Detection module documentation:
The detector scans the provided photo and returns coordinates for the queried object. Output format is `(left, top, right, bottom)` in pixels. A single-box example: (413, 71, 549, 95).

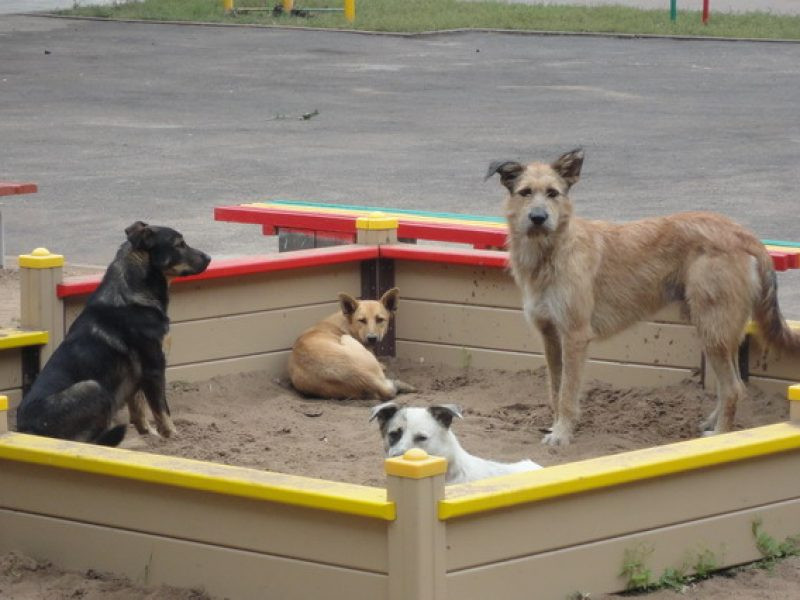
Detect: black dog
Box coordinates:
(16, 222, 211, 446)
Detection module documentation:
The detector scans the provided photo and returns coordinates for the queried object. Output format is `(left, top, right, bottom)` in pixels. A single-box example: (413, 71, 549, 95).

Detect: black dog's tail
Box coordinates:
(95, 424, 127, 447)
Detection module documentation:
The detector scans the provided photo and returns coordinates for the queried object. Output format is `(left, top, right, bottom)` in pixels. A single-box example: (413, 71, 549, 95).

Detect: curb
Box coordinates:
(17, 12, 800, 44)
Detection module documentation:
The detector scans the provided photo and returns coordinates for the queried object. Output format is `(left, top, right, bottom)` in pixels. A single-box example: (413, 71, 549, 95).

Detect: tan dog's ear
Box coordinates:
(551, 148, 584, 189)
(485, 160, 524, 193)
(338, 293, 359, 317)
(380, 287, 399, 312)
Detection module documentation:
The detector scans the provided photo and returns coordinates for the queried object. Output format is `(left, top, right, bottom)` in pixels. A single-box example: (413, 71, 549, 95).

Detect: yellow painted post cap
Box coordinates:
(385, 448, 447, 479)
(18, 247, 65, 269)
(0, 396, 7, 411)
(788, 384, 800, 402)
(356, 212, 399, 231)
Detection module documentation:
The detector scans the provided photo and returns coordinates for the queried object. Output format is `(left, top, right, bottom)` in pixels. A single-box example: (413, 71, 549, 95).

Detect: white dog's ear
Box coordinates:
(369, 402, 399, 428)
(551, 148, 584, 189)
(485, 160, 524, 193)
(380, 287, 399, 312)
(338, 293, 359, 317)
(428, 404, 463, 429)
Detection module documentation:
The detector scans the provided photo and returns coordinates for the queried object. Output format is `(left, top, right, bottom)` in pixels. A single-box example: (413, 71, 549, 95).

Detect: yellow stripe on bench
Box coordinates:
(440, 422, 800, 519)
(0, 328, 48, 350)
(0, 432, 395, 520)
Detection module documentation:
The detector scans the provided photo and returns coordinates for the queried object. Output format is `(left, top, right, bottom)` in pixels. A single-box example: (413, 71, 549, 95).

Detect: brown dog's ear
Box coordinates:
(125, 221, 152, 250)
(485, 160, 524, 193)
(551, 148, 584, 189)
(428, 404, 463, 429)
(379, 287, 400, 313)
(338, 293, 359, 317)
(369, 402, 399, 431)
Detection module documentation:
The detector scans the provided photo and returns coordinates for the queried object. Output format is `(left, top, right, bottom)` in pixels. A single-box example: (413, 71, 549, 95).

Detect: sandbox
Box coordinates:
(1, 214, 799, 600)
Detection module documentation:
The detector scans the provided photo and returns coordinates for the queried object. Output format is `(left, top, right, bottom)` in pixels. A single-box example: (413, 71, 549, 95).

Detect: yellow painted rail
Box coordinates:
(0, 328, 48, 350)
(440, 422, 800, 520)
(0, 432, 395, 520)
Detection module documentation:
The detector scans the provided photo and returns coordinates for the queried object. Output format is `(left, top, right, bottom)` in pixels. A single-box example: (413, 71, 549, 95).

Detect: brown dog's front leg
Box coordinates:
(536, 319, 562, 428)
(542, 331, 590, 446)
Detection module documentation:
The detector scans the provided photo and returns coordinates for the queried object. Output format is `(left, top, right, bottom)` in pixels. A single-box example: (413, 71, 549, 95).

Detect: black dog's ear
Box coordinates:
(551, 148, 584, 189)
(428, 404, 463, 429)
(380, 287, 399, 313)
(369, 402, 399, 429)
(125, 221, 153, 250)
(485, 160, 524, 193)
(338, 293, 359, 317)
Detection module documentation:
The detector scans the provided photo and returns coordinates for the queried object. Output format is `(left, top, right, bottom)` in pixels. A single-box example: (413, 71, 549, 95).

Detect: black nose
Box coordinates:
(366, 334, 378, 344)
(529, 209, 548, 226)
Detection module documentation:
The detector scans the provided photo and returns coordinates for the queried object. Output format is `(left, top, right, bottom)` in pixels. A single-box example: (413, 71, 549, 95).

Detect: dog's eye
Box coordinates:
(546, 188, 559, 199)
(175, 239, 186, 248)
(413, 434, 428, 443)
(388, 429, 402, 446)
(358, 318, 368, 324)
(517, 188, 533, 197)
(376, 317, 385, 324)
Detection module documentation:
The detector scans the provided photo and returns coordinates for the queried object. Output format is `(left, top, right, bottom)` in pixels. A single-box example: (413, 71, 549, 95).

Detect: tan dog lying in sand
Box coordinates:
(487, 148, 800, 446)
(288, 288, 416, 400)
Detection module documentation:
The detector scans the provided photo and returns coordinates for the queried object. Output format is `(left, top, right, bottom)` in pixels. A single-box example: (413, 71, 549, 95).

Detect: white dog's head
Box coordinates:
(369, 402, 463, 463)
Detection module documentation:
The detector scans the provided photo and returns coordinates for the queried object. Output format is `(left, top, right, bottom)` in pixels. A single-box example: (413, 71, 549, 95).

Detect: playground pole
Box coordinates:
(344, 0, 355, 21)
(702, 0, 710, 23)
(670, 0, 677, 21)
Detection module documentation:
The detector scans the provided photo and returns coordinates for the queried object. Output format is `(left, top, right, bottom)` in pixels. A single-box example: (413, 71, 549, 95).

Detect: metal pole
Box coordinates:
(344, 0, 355, 22)
(670, 0, 677, 21)
(702, 0, 710, 23)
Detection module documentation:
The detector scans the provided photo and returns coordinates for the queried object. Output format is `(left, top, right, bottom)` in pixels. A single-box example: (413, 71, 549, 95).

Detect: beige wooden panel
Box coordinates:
(62, 264, 357, 327)
(398, 302, 702, 368)
(749, 336, 800, 380)
(0, 459, 387, 572)
(446, 499, 800, 600)
(395, 261, 521, 308)
(445, 450, 800, 569)
(0, 348, 21, 389)
(748, 375, 796, 398)
(397, 342, 693, 388)
(167, 350, 291, 383)
(167, 303, 337, 366)
(0, 510, 387, 600)
(169, 264, 360, 322)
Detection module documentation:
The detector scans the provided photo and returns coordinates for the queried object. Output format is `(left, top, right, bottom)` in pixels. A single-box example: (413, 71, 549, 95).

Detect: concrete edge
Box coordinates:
(15, 12, 800, 44)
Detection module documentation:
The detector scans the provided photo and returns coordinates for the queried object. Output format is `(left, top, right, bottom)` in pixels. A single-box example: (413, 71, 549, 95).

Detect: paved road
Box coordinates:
(1, 15, 799, 315)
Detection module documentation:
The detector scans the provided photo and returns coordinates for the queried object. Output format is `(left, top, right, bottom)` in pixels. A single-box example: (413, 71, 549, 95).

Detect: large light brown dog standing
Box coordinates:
(487, 149, 800, 446)
(288, 288, 416, 400)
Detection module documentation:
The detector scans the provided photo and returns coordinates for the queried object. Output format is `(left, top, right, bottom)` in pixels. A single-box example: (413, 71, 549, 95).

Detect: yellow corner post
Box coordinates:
(789, 384, 800, 421)
(283, 0, 294, 13)
(344, 0, 355, 22)
(223, 0, 234, 13)
(0, 395, 7, 434)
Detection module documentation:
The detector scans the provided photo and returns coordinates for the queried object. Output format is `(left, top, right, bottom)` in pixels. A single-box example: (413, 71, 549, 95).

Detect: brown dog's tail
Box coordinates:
(752, 250, 800, 353)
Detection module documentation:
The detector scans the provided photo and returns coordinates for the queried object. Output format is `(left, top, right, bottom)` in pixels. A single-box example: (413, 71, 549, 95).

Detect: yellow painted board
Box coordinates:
(0, 433, 394, 520)
(746, 319, 800, 336)
(789, 384, 800, 401)
(0, 329, 48, 350)
(440, 422, 800, 519)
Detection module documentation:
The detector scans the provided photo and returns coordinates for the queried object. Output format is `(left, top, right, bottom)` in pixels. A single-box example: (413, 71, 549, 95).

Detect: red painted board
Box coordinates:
(769, 251, 789, 272)
(0, 182, 38, 196)
(379, 244, 509, 269)
(57, 245, 379, 298)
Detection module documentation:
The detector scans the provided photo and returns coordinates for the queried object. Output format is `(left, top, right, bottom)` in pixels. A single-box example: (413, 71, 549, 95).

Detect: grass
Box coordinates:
(56, 0, 800, 39)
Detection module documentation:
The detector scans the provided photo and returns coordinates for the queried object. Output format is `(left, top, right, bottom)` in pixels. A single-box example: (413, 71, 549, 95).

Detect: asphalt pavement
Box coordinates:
(1, 15, 799, 315)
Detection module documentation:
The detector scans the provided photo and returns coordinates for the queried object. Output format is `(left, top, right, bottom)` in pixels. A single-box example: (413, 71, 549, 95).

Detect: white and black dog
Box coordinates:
(370, 402, 542, 484)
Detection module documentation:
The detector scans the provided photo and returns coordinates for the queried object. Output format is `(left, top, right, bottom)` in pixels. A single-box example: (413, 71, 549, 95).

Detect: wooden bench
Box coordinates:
(0, 181, 39, 269)
(214, 200, 800, 271)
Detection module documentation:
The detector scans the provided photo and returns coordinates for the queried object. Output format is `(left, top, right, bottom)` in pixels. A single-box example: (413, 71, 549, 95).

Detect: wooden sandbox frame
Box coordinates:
(1, 216, 800, 599)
